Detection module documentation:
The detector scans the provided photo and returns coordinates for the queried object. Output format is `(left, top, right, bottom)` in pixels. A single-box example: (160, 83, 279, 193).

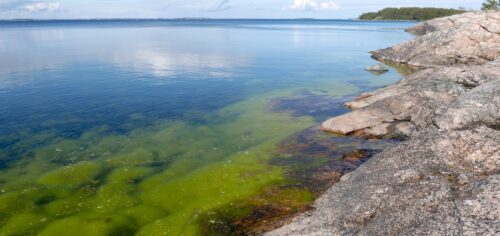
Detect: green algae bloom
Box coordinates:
(0, 84, 358, 235)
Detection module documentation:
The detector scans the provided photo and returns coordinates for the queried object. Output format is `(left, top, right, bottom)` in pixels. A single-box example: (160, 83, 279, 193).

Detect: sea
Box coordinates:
(0, 19, 414, 235)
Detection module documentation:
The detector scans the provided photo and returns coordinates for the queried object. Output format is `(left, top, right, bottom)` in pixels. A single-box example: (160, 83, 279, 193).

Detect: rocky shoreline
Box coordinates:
(267, 11, 499, 235)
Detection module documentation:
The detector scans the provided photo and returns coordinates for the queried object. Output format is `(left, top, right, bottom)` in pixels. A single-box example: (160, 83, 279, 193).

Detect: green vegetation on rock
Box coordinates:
(359, 7, 466, 21)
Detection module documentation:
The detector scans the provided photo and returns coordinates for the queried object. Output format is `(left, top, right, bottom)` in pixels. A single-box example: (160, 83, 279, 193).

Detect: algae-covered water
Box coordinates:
(0, 19, 414, 235)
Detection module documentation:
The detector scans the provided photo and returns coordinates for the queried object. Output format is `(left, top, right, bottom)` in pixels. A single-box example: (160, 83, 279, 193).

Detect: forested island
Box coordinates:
(359, 7, 466, 21)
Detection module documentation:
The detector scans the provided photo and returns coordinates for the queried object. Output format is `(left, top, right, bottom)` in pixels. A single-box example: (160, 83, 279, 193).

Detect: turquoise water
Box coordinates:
(0, 20, 414, 235)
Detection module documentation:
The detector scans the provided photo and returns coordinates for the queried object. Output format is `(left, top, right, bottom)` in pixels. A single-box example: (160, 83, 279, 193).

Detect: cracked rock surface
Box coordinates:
(405, 11, 500, 36)
(268, 11, 500, 236)
(371, 11, 500, 68)
(322, 59, 499, 139)
(268, 128, 499, 236)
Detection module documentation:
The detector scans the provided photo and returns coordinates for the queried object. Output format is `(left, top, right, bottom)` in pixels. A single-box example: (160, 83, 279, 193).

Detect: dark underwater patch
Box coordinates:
(271, 127, 396, 195)
(269, 89, 350, 122)
(197, 126, 397, 235)
(197, 186, 313, 236)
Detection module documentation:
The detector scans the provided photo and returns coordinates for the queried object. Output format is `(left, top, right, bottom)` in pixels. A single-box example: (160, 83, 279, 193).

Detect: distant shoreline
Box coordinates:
(0, 18, 417, 22)
(359, 7, 467, 21)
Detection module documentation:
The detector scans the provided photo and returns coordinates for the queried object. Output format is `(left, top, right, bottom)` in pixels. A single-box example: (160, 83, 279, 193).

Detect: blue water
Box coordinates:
(0, 19, 413, 139)
(0, 20, 414, 235)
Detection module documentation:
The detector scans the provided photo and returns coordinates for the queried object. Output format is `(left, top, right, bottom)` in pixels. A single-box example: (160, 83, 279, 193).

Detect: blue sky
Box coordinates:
(0, 0, 483, 19)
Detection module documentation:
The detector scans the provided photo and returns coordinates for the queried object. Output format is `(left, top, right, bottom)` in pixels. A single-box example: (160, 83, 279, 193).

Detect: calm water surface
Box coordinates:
(0, 19, 414, 235)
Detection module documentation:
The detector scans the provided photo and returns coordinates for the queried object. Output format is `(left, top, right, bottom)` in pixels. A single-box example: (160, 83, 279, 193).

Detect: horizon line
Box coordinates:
(0, 17, 422, 22)
(1, 17, 354, 20)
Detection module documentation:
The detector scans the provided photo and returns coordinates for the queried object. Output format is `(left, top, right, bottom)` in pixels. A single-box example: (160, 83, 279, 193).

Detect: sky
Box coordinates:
(0, 0, 483, 19)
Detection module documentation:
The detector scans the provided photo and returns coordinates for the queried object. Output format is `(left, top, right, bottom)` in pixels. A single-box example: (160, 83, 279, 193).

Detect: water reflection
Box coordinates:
(114, 50, 249, 78)
(0, 20, 415, 235)
(0, 27, 251, 85)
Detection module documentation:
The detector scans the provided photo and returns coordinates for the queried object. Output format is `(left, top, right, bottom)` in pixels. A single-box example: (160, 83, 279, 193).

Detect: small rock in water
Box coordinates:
(365, 63, 389, 72)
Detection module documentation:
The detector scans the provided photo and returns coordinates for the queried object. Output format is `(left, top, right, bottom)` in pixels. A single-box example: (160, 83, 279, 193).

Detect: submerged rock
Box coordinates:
(270, 89, 349, 122)
(198, 127, 396, 235)
(269, 11, 500, 235)
(271, 127, 395, 195)
(365, 63, 389, 73)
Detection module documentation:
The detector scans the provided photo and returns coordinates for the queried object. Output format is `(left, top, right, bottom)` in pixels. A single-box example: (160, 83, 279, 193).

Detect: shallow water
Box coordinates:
(0, 19, 414, 235)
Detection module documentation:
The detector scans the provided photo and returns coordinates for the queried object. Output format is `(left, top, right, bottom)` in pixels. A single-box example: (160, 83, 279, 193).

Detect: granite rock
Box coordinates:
(269, 11, 500, 235)
(372, 11, 500, 67)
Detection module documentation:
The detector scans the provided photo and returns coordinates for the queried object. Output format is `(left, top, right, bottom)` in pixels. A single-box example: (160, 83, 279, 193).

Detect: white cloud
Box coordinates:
(288, 0, 340, 11)
(21, 2, 60, 12)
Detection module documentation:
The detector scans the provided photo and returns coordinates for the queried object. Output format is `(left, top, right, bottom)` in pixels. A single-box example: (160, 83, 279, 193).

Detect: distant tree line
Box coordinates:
(358, 7, 466, 21)
(482, 0, 499, 10)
